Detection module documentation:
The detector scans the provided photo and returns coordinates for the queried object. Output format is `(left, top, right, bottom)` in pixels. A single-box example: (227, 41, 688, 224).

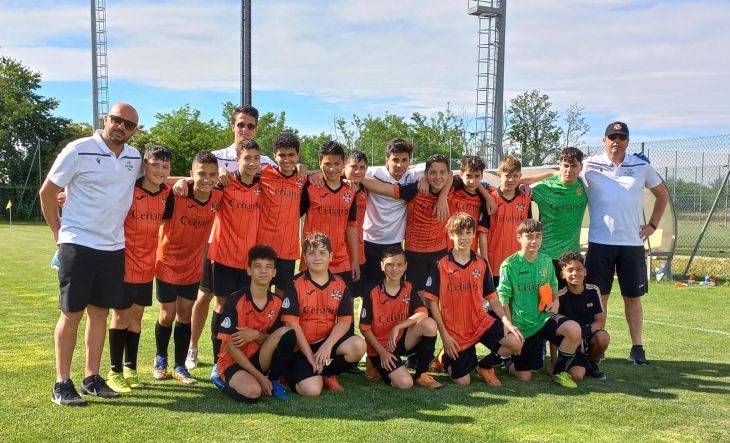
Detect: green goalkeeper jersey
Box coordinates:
(530, 176, 587, 259)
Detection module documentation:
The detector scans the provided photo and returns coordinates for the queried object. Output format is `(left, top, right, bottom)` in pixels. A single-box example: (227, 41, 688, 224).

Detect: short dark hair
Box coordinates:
(230, 105, 259, 125)
(381, 245, 406, 261)
(143, 145, 172, 163)
(273, 132, 300, 153)
(302, 232, 332, 254)
(446, 212, 476, 234)
(236, 139, 260, 158)
(460, 155, 485, 173)
(345, 149, 368, 165)
(516, 219, 543, 235)
(558, 251, 584, 269)
(425, 154, 449, 172)
(319, 140, 346, 162)
(385, 138, 414, 158)
(248, 244, 278, 264)
(192, 150, 218, 167)
(560, 147, 584, 164)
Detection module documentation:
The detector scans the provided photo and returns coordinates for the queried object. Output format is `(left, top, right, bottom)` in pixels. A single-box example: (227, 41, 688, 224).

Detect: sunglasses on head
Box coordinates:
(608, 134, 627, 141)
(107, 114, 138, 130)
(236, 122, 257, 130)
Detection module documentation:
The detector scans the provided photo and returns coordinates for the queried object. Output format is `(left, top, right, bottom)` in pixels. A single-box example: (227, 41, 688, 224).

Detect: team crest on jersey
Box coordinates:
(254, 187, 262, 195)
(541, 267, 547, 278)
(211, 202, 219, 212)
(267, 309, 275, 319)
(576, 186, 583, 196)
(472, 268, 481, 279)
(500, 273, 507, 283)
(161, 197, 167, 206)
(221, 317, 231, 329)
(361, 307, 367, 318)
(282, 297, 291, 309)
(296, 177, 306, 188)
(96, 157, 101, 165)
(343, 192, 352, 203)
(331, 289, 343, 300)
(403, 294, 410, 304)
(517, 203, 525, 211)
(624, 168, 635, 177)
(125, 160, 134, 171)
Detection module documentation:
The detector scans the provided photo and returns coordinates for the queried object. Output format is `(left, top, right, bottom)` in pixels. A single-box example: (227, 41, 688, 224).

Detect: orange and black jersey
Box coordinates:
(487, 188, 532, 276)
(447, 176, 489, 253)
(359, 280, 427, 357)
(155, 183, 222, 285)
(208, 172, 262, 269)
(124, 179, 170, 283)
(300, 181, 357, 273)
(394, 182, 452, 253)
(423, 252, 497, 349)
(257, 164, 306, 260)
(216, 289, 283, 375)
(281, 271, 353, 345)
(349, 187, 369, 266)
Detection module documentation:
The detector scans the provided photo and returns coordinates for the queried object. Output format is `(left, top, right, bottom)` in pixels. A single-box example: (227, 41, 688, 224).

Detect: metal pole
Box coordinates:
(493, 0, 507, 169)
(241, 0, 252, 106)
(91, 0, 99, 129)
(681, 166, 730, 277)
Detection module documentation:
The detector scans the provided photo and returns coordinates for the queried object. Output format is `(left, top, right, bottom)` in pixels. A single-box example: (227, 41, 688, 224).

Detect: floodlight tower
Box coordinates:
(91, 0, 109, 129)
(468, 0, 506, 169)
(241, 0, 252, 106)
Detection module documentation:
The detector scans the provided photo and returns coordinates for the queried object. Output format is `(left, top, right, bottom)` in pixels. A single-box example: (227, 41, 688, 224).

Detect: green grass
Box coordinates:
(1, 225, 729, 442)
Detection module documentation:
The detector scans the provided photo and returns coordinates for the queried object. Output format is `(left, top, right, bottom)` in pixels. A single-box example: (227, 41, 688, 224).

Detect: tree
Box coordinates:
(504, 90, 562, 166)
(562, 103, 590, 150)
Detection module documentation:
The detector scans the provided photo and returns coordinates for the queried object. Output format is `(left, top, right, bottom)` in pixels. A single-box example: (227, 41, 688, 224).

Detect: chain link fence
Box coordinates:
(587, 135, 730, 281)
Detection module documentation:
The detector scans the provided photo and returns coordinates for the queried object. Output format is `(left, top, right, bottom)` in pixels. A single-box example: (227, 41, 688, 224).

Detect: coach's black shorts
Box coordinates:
(364, 241, 401, 288)
(272, 258, 296, 293)
(585, 242, 647, 297)
(156, 279, 199, 303)
(286, 331, 355, 390)
(368, 333, 409, 384)
(512, 315, 572, 372)
(57, 243, 125, 312)
(198, 243, 214, 293)
(213, 262, 250, 298)
(122, 281, 153, 307)
(405, 249, 448, 294)
(443, 321, 505, 379)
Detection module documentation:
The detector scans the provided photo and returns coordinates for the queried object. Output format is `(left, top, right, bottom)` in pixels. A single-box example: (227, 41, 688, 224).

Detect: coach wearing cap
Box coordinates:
(580, 121, 669, 366)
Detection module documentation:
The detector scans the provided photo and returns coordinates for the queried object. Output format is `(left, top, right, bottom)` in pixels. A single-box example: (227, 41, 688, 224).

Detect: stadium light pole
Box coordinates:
(241, 0, 252, 106)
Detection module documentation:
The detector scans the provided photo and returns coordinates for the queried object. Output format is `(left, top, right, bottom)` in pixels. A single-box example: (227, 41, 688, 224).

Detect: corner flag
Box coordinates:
(5, 200, 10, 210)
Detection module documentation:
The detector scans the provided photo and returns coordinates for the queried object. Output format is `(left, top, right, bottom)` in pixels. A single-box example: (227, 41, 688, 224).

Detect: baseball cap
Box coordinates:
(605, 121, 629, 137)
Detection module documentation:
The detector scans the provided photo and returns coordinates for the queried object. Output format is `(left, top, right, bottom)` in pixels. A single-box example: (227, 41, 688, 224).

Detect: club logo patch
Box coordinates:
(331, 289, 343, 300)
(517, 203, 525, 211)
(267, 309, 275, 319)
(613, 123, 623, 130)
(403, 294, 410, 304)
(254, 187, 262, 195)
(211, 202, 219, 212)
(343, 192, 352, 203)
(125, 160, 134, 171)
(282, 297, 291, 309)
(221, 317, 231, 329)
(541, 267, 547, 278)
(96, 158, 101, 165)
(472, 268, 481, 279)
(576, 186, 583, 195)
(500, 273, 507, 282)
(296, 178, 306, 188)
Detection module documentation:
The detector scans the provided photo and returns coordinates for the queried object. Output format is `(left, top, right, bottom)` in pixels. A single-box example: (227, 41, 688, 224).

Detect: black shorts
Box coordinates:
(512, 315, 572, 372)
(493, 275, 500, 291)
(198, 243, 214, 293)
(363, 241, 400, 288)
(350, 264, 368, 298)
(122, 281, 153, 307)
(552, 259, 568, 290)
(57, 243, 125, 312)
(213, 262, 250, 297)
(286, 331, 355, 390)
(443, 321, 505, 379)
(405, 249, 448, 293)
(221, 353, 264, 384)
(585, 242, 647, 297)
(272, 258, 296, 292)
(335, 271, 354, 295)
(367, 333, 410, 384)
(156, 279, 199, 303)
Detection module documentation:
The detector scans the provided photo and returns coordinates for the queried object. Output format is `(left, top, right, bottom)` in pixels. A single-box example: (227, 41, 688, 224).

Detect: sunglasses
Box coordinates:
(608, 134, 627, 141)
(236, 122, 257, 130)
(107, 114, 138, 130)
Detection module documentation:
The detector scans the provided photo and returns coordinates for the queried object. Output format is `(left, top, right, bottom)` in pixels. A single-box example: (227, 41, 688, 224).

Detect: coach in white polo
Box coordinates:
(582, 121, 669, 366)
(40, 103, 142, 406)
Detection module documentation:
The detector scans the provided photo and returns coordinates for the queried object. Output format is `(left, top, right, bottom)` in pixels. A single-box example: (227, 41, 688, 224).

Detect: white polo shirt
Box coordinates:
(212, 143, 276, 173)
(581, 152, 662, 246)
(362, 165, 416, 244)
(47, 130, 142, 251)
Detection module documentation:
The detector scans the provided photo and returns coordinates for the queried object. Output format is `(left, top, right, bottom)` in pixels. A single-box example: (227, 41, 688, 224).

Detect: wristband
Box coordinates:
(648, 222, 657, 230)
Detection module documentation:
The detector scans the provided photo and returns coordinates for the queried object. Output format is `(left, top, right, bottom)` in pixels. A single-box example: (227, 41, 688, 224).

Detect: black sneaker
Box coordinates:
(80, 374, 121, 399)
(628, 345, 649, 366)
(587, 361, 607, 379)
(345, 364, 365, 375)
(52, 380, 87, 406)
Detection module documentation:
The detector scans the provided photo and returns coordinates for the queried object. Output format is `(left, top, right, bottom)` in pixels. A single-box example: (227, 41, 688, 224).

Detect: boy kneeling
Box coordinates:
(425, 212, 523, 386)
(282, 232, 366, 396)
(360, 247, 441, 389)
(217, 245, 295, 402)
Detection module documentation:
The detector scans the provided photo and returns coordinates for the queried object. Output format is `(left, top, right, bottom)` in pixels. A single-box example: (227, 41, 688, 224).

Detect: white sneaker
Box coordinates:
(184, 346, 199, 370)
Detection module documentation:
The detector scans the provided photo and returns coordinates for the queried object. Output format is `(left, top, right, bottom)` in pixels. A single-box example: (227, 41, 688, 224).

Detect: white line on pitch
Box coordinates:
(607, 314, 730, 336)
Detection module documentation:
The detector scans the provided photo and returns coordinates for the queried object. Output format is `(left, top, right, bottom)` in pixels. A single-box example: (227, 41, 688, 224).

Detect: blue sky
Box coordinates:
(2, 0, 729, 146)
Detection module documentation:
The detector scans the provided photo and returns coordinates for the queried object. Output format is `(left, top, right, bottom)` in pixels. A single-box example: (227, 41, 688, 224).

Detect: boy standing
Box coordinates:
(107, 146, 172, 393)
(449, 156, 492, 259)
(424, 212, 523, 386)
(282, 232, 367, 396)
(497, 219, 582, 388)
(343, 150, 369, 296)
(217, 245, 295, 402)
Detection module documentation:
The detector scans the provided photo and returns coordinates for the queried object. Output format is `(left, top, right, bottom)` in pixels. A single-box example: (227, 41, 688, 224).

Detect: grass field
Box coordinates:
(1, 224, 729, 443)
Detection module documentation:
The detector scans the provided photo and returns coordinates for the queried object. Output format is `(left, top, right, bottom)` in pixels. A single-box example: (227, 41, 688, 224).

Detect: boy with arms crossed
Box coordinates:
(154, 151, 222, 385)
(359, 247, 441, 389)
(424, 212, 523, 386)
(107, 146, 172, 393)
(498, 219, 582, 388)
(217, 245, 295, 402)
(282, 232, 367, 396)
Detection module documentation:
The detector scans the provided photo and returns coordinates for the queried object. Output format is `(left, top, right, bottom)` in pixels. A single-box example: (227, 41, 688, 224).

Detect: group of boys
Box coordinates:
(44, 101, 654, 406)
